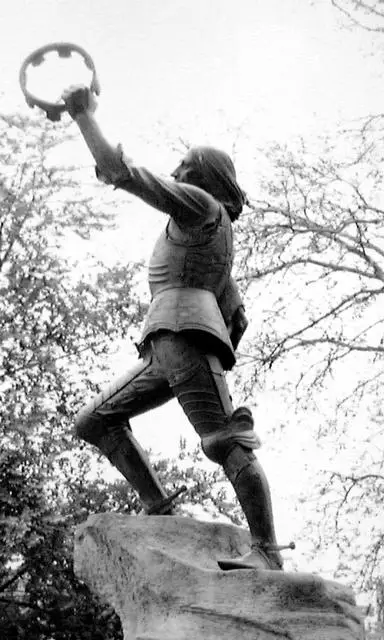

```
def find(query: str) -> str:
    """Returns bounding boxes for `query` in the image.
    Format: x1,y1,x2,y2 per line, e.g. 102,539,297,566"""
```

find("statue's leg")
150,332,284,569
219,443,284,570
74,350,179,513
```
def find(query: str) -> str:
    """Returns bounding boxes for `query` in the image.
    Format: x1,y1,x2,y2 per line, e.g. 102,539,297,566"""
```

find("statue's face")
171,150,198,185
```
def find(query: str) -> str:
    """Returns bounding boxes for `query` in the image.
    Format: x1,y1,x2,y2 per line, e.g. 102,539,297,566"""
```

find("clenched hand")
62,84,98,119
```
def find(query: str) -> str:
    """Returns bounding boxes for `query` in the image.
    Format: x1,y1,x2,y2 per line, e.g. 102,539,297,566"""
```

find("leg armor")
150,332,235,436
197,406,282,568
201,406,261,462
222,444,284,569
74,355,183,514
150,332,283,567
74,356,172,446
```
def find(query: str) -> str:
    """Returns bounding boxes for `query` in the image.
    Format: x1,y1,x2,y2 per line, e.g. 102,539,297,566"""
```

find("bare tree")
237,117,384,390
234,116,384,598
331,0,384,31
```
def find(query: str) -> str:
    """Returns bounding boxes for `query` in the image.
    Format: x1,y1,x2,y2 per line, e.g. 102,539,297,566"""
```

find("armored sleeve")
217,276,248,350
96,148,219,230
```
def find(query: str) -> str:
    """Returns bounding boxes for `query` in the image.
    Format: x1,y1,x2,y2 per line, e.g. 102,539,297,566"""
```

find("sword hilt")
147,485,187,515
261,541,296,552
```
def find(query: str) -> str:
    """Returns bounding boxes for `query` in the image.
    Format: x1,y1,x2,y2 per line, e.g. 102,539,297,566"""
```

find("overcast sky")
3,0,383,149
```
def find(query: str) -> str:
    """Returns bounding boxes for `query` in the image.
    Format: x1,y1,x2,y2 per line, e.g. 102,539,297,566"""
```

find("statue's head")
171,146,245,221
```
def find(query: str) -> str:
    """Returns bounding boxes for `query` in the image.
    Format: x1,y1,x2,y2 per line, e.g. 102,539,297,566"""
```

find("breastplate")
148,209,233,297
140,209,239,369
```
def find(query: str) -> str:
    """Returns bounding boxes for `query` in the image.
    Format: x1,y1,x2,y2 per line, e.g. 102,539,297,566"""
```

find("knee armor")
201,406,261,464
74,357,150,445
74,405,103,445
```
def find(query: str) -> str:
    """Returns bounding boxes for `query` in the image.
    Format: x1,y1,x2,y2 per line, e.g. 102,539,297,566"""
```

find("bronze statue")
63,85,293,570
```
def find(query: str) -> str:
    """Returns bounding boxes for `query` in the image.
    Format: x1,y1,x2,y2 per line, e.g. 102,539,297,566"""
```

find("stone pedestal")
74,514,364,640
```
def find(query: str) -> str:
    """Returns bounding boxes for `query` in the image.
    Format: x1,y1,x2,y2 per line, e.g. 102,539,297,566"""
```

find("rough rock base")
74,514,364,640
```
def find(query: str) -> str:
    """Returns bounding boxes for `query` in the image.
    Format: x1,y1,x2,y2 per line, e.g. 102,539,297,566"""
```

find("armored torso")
148,206,232,296
99,153,246,369
139,207,237,369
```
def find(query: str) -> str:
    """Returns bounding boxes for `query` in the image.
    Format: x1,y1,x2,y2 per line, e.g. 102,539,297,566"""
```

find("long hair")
188,146,245,221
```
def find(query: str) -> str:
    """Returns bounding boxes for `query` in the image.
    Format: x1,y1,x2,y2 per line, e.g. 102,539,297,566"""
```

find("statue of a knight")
63,85,291,571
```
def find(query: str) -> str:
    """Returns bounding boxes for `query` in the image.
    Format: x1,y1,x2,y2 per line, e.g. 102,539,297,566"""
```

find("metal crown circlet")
19,42,100,122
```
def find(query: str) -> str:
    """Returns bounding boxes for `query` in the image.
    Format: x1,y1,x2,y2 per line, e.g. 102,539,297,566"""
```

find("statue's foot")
218,541,295,571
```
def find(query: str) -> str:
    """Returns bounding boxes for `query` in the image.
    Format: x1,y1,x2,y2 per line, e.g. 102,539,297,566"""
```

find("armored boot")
213,408,294,570
219,444,295,570
99,420,186,515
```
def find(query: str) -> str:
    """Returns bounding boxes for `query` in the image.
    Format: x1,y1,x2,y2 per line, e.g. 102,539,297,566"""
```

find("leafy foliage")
0,111,145,638
0,449,125,639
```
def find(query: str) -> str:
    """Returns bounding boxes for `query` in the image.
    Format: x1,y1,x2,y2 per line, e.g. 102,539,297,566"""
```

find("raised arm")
62,85,125,183
62,86,219,229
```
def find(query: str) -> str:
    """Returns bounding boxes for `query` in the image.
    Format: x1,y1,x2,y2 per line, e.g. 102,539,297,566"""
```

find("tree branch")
0,564,29,593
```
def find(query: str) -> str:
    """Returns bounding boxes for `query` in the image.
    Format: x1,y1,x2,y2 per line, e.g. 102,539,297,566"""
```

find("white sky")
3,0,383,147
2,0,383,577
